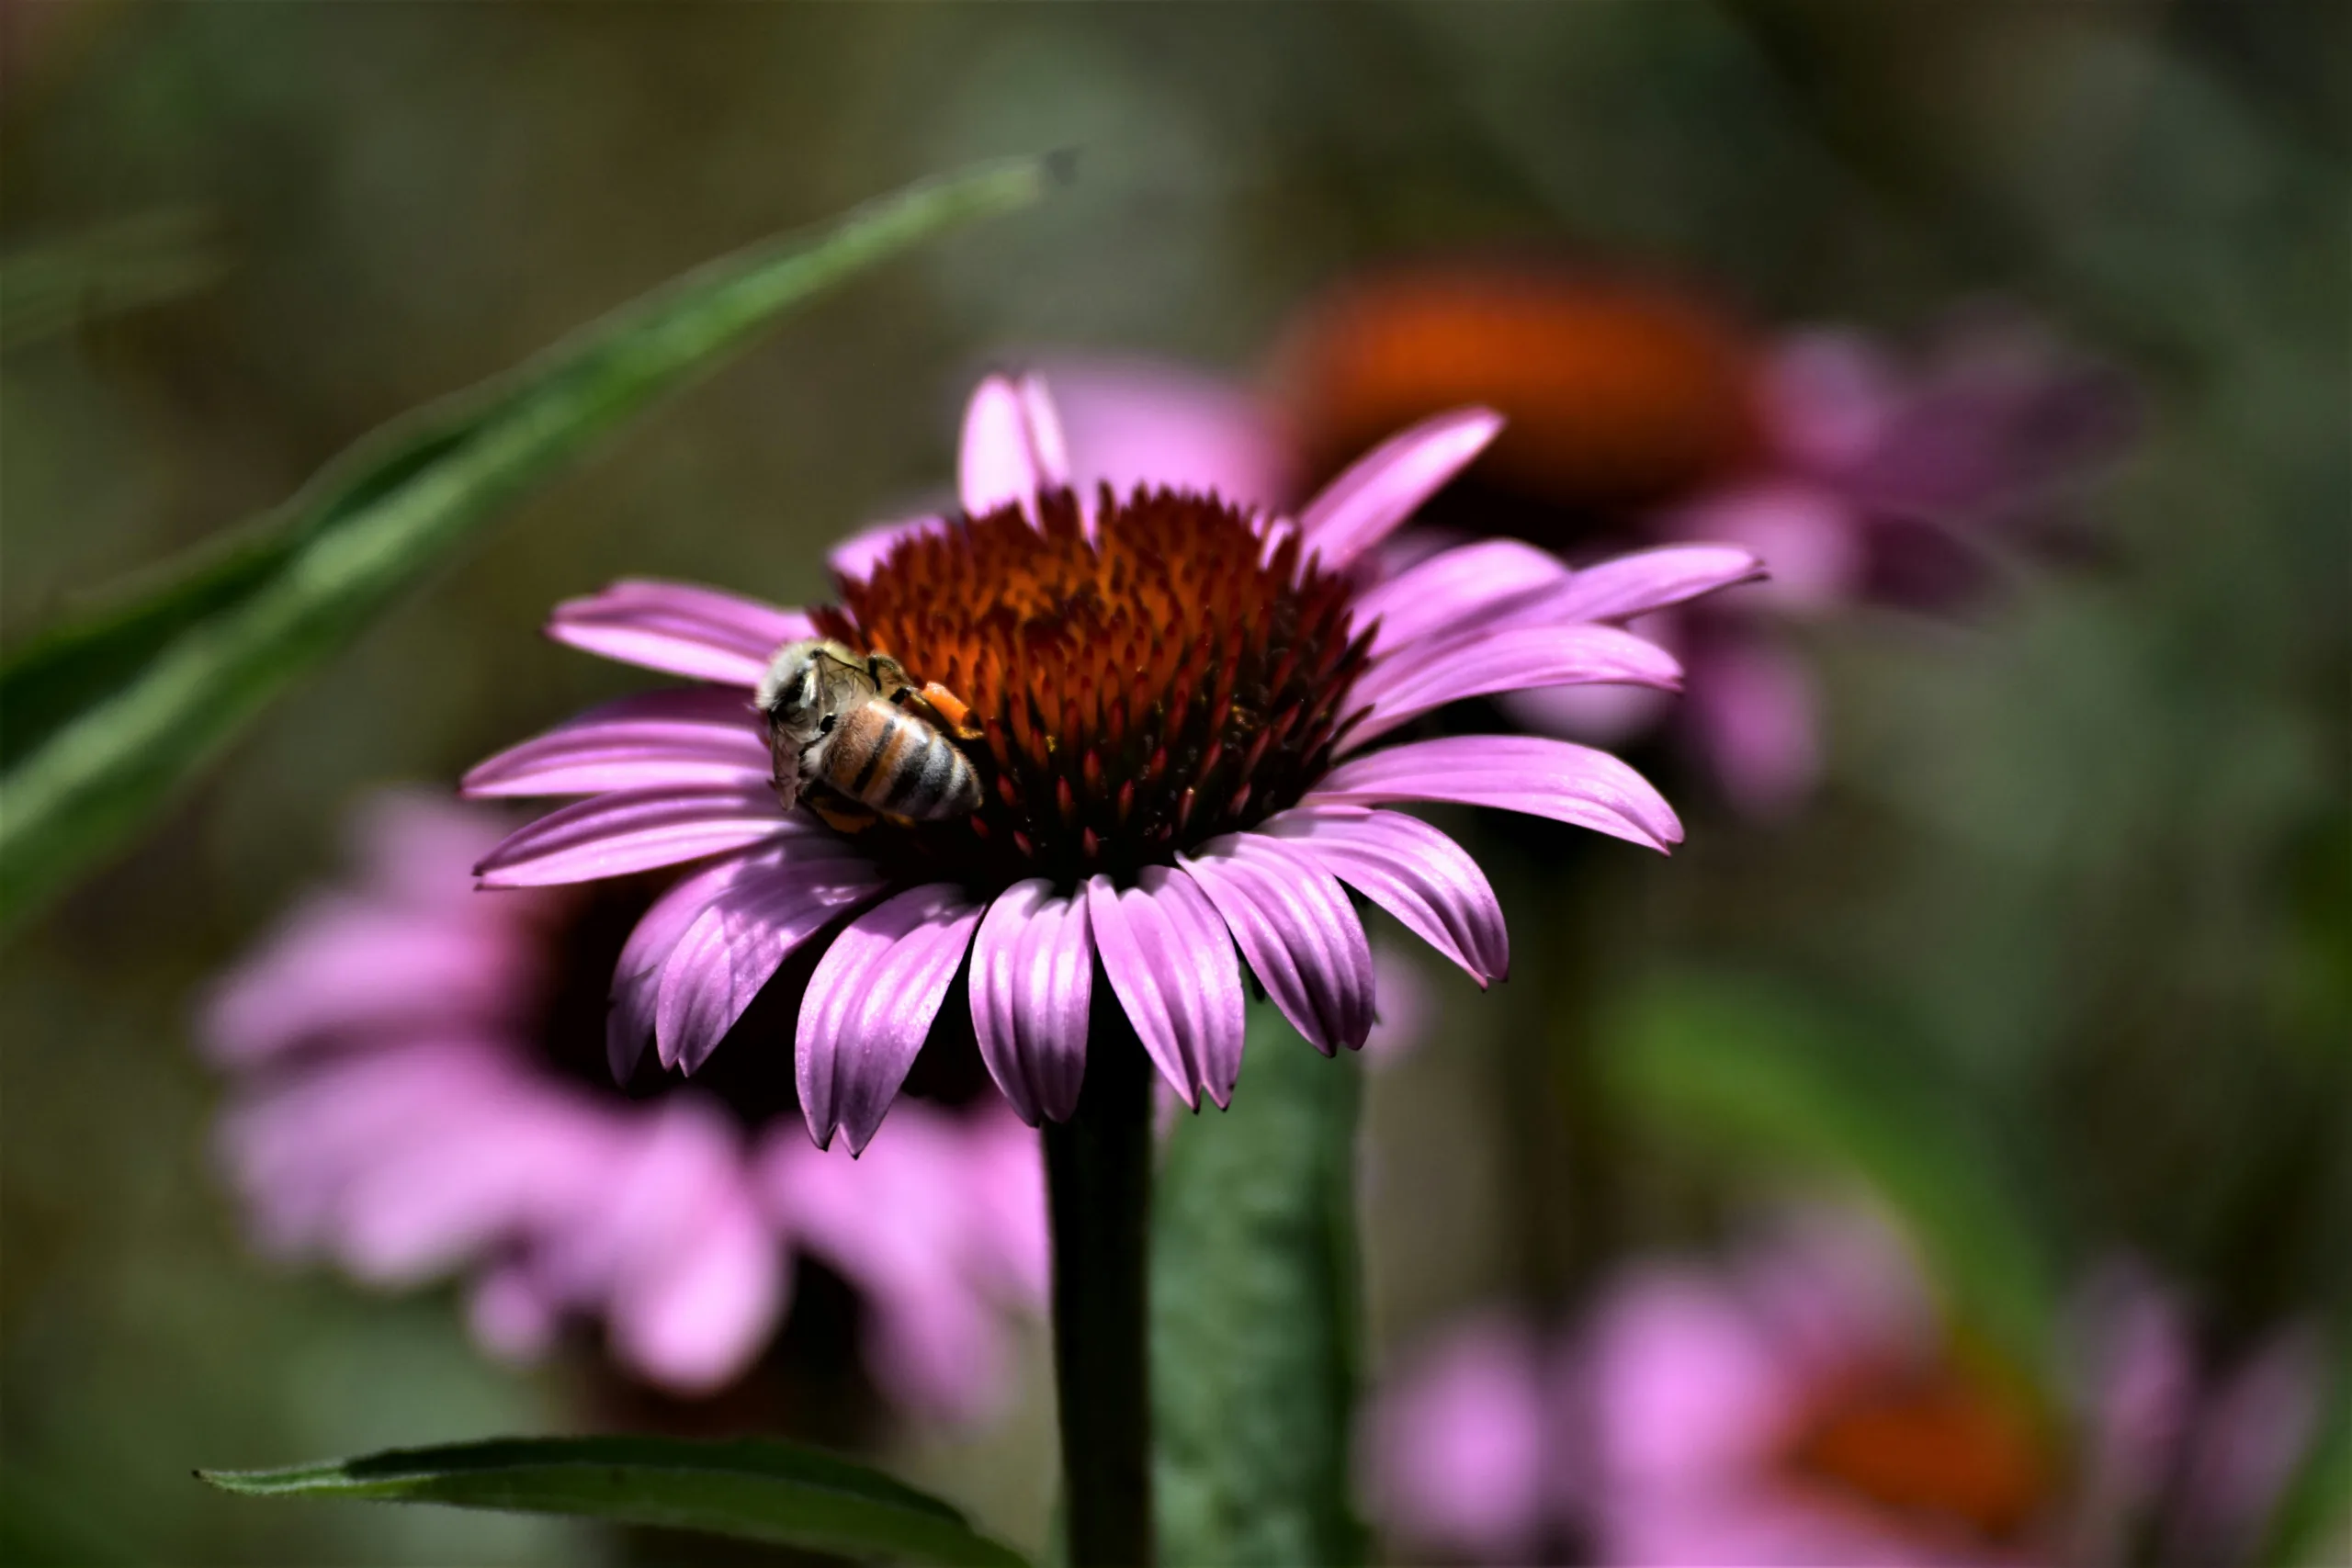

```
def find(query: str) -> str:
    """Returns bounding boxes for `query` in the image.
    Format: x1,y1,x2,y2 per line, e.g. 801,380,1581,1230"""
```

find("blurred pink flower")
1261,265,2139,818
201,792,1044,1408
466,374,1759,1148
1631,312,2140,816
1363,1212,2313,1567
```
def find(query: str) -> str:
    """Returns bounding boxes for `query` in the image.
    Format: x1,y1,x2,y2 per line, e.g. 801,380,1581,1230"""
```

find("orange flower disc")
813,487,1372,894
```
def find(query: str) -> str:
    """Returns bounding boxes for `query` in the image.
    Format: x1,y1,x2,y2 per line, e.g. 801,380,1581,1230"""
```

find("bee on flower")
461,372,1762,1147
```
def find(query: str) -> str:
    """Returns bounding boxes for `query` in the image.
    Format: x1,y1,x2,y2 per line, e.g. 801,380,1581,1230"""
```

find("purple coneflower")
1364,1211,2322,1567
464,369,1757,1562
466,373,1757,1146
202,793,1043,1411
1273,265,2139,818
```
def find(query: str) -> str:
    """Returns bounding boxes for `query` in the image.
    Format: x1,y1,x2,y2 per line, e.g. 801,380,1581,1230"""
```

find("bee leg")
912,681,985,740
811,799,879,835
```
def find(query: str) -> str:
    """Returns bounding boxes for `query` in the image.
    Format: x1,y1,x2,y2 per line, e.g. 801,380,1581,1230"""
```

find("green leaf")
1602,968,2063,1374
198,1435,1031,1567
0,208,229,352
0,155,1058,935
1151,1000,1369,1568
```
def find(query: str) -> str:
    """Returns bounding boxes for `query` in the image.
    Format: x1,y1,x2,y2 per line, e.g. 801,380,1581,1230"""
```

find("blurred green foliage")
1602,968,2061,1377
1,4,2343,1563
0,156,1052,934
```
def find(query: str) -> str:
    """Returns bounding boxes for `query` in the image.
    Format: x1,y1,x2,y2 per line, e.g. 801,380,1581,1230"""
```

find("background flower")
6,10,2335,1561
1268,265,2143,817
1364,1209,2324,1568
201,790,1045,1410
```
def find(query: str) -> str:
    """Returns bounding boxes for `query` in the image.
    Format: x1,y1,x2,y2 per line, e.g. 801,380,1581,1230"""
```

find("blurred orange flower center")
1777,1359,2053,1543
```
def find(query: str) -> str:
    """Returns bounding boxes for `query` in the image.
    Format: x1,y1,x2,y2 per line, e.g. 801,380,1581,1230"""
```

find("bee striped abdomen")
827,705,980,820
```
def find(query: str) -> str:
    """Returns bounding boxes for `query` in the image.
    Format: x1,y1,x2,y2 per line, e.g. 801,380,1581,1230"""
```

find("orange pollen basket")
810,486,1374,894
1774,1359,2055,1547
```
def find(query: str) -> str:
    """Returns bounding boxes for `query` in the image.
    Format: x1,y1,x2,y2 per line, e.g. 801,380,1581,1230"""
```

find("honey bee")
756,639,984,822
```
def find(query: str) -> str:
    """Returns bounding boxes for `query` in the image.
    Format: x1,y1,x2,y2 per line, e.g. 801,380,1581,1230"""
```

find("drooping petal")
958,373,1069,522
546,579,813,686
796,886,983,1154
473,786,798,887
1295,407,1503,570
462,688,769,797
607,1178,783,1395
1304,735,1682,852
1351,539,1573,657
1180,835,1373,1055
653,842,890,1074
608,852,770,1079
1084,868,1244,1109
1538,544,1767,626
968,881,1094,1125
829,515,947,585
1255,806,1508,985
1347,624,1684,746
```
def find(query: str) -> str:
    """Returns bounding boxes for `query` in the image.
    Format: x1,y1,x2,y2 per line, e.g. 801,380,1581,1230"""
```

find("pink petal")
607,851,772,1079
829,515,948,584
469,1263,561,1363
1305,735,1682,852
1254,806,1507,985
473,786,797,887
1685,636,1821,820
958,373,1068,521
546,579,813,686
1018,373,1070,487
1351,539,1573,658
1589,1265,1792,1488
1365,1313,1554,1562
795,886,983,1154
762,1103,1040,1423
1832,313,2141,521
329,1096,610,1283
1758,329,1898,474
608,1182,783,1395
1180,834,1372,1055
1540,544,1768,626
653,842,888,1074
1043,355,1294,510
1657,482,1862,615
202,896,537,1064
1295,407,1503,570
1498,679,1677,750
1348,624,1684,747
349,792,514,910
462,688,769,797
1083,868,1244,1110
968,880,1094,1125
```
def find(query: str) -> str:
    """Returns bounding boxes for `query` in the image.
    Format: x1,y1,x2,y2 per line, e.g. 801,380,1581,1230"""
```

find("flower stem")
1045,1013,1155,1568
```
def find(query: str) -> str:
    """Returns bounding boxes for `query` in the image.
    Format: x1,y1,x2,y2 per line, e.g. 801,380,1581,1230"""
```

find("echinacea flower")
464,374,1760,1150
201,792,1043,1409
1363,1211,2320,1567
1272,263,2139,817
